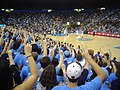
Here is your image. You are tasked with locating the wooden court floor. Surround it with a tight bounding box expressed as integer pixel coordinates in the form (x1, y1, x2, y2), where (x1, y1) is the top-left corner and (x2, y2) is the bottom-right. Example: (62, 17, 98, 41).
(48, 34, 120, 60)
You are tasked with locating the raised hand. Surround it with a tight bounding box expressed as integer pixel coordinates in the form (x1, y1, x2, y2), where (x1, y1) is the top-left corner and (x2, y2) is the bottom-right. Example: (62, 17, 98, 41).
(80, 42, 106, 81)
(1, 26, 5, 33)
(24, 44, 32, 56)
(8, 50, 12, 56)
(59, 50, 63, 55)
(10, 39, 14, 43)
(80, 42, 90, 59)
(13, 28, 17, 36)
(58, 50, 64, 68)
(5, 41, 9, 47)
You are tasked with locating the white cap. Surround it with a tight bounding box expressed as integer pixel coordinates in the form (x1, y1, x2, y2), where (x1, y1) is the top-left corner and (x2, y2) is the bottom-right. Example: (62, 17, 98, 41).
(67, 62, 82, 79)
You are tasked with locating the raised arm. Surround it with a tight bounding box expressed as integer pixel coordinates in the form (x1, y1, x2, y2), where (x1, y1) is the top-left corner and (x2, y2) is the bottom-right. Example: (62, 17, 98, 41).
(13, 29, 17, 37)
(111, 62, 117, 73)
(1, 41, 8, 55)
(8, 50, 15, 65)
(13, 44, 39, 90)
(0, 27, 5, 46)
(43, 39, 47, 57)
(51, 42, 58, 59)
(31, 35, 36, 44)
(80, 43, 106, 81)
(66, 44, 72, 55)
(6, 39, 14, 52)
(58, 50, 64, 68)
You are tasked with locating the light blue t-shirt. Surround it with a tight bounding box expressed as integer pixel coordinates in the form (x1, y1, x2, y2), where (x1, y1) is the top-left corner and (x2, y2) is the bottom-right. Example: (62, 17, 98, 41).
(37, 54, 43, 63)
(28, 36, 32, 44)
(86, 65, 93, 81)
(57, 75, 64, 83)
(14, 53, 24, 67)
(107, 73, 118, 83)
(36, 42, 41, 49)
(100, 84, 110, 90)
(55, 54, 60, 61)
(38, 54, 53, 62)
(20, 55, 29, 67)
(100, 67, 110, 90)
(12, 44, 24, 53)
(63, 50, 75, 66)
(64, 57, 74, 65)
(52, 77, 102, 90)
(20, 62, 41, 79)
(20, 66, 30, 79)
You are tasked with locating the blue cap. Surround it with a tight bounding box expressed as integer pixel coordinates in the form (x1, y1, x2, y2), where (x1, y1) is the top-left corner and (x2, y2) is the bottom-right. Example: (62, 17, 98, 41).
(64, 50, 70, 56)
(60, 47, 64, 51)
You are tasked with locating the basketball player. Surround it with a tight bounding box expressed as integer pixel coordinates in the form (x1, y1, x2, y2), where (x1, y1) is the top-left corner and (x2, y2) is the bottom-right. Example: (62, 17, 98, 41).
(76, 29, 79, 36)
(52, 24, 56, 35)
(64, 27, 68, 36)
(81, 30, 84, 38)
(93, 31, 95, 36)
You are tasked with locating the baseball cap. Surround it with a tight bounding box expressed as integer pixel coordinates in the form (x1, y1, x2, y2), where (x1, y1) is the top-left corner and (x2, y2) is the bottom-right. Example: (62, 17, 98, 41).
(67, 62, 82, 79)
(60, 47, 64, 51)
(64, 50, 70, 57)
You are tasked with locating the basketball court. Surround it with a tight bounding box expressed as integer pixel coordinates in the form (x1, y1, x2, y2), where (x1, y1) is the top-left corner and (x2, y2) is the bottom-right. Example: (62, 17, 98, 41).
(48, 34, 120, 59)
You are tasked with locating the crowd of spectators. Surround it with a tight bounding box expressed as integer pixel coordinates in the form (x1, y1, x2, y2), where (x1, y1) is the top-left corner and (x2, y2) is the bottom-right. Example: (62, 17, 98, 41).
(0, 9, 120, 34)
(0, 25, 120, 90)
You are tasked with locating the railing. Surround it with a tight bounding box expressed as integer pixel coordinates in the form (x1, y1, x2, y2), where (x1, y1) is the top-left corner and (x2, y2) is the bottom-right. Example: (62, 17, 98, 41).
(88, 32, 120, 38)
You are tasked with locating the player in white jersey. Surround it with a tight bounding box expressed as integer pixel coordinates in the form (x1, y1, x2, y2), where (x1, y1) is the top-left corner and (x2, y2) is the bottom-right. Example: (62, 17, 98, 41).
(64, 28, 68, 36)
(81, 30, 84, 38)
(76, 29, 79, 36)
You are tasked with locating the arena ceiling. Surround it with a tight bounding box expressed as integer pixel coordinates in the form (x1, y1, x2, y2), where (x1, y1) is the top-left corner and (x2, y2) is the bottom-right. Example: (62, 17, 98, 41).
(0, 0, 120, 9)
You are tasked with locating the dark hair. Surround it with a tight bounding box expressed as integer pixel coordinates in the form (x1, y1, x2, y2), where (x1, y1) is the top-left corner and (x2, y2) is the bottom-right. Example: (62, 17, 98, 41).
(12, 37, 16, 42)
(70, 44, 72, 47)
(98, 51, 100, 54)
(40, 56, 50, 69)
(61, 44, 64, 48)
(113, 57, 116, 60)
(102, 62, 107, 67)
(104, 53, 109, 60)
(37, 48, 42, 54)
(58, 69, 63, 76)
(116, 70, 120, 78)
(40, 64, 58, 90)
(51, 58, 59, 67)
(88, 49, 94, 59)
(0, 58, 13, 90)
(78, 45, 80, 49)
(111, 78, 120, 90)
(31, 52, 38, 62)
(67, 77, 79, 83)
(76, 53, 82, 61)
(35, 38, 38, 42)
(98, 61, 103, 67)
(47, 48, 49, 55)
(13, 40, 21, 50)
(32, 44, 39, 53)
(116, 64, 120, 78)
(73, 49, 76, 58)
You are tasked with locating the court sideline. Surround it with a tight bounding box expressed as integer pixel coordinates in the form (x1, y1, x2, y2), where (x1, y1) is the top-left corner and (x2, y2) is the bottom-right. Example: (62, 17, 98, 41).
(48, 34, 120, 60)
